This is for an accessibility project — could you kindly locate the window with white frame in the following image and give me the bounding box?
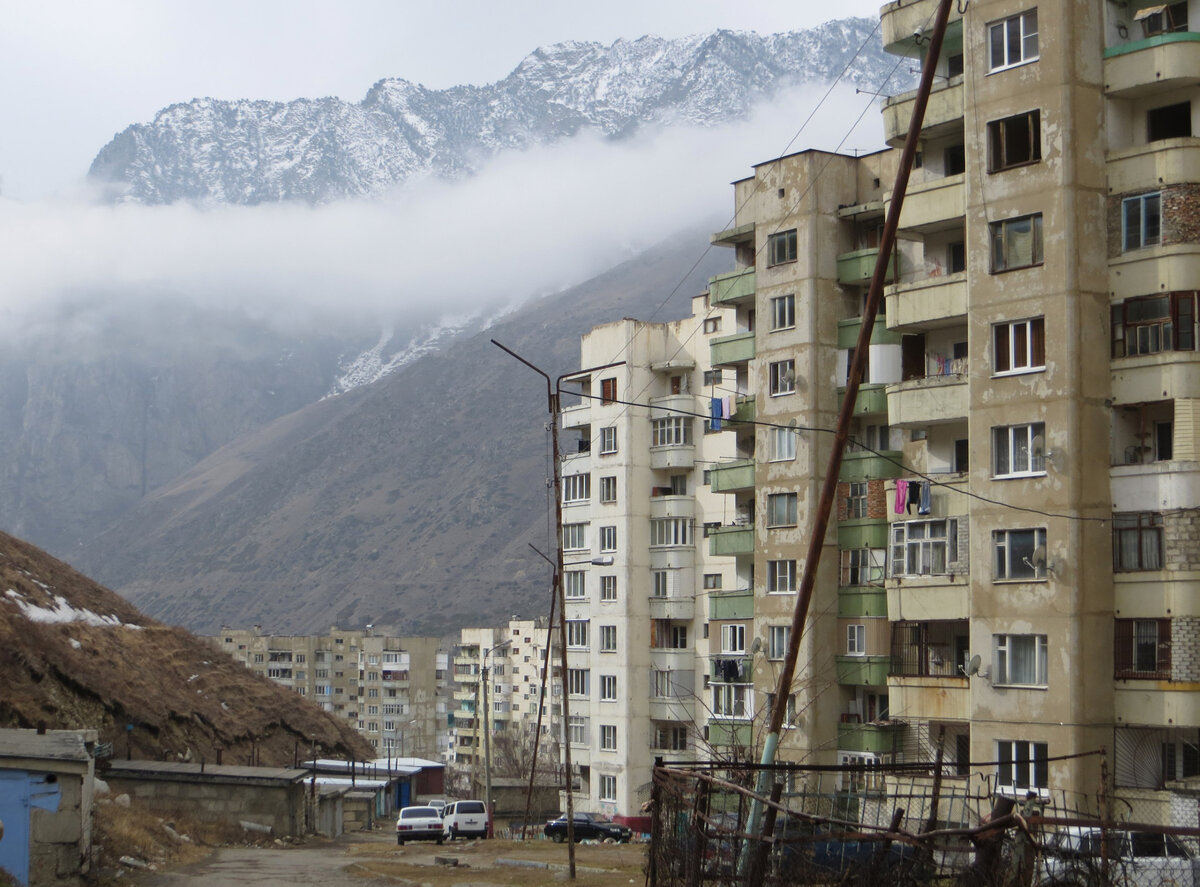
[599,525,617,552]
[770,294,796,330]
[768,559,797,593]
[769,625,790,659]
[650,518,692,547]
[568,715,586,743]
[995,634,1048,686]
[713,684,751,718]
[651,417,693,447]
[599,625,617,652]
[600,724,617,751]
[768,229,797,266]
[847,624,867,656]
[767,492,798,527]
[562,473,590,503]
[890,519,961,577]
[599,774,617,801]
[996,739,1048,792]
[599,426,618,454]
[563,523,586,551]
[567,669,589,696]
[771,426,797,461]
[652,570,670,598]
[600,575,617,602]
[989,213,1043,272]
[703,368,722,386]
[566,620,589,648]
[598,475,617,503]
[994,318,1045,374]
[769,359,796,395]
[564,570,586,599]
[846,481,869,519]
[721,623,747,654]
[1123,193,1161,251]
[988,9,1038,72]
[600,674,617,701]
[993,423,1046,477]
[993,528,1047,580]
[840,548,885,586]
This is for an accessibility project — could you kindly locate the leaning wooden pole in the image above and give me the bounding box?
[740,0,956,865]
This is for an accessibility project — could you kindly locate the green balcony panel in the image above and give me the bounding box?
[710,459,756,494]
[837,317,904,350]
[710,331,755,366]
[731,396,755,425]
[709,525,754,557]
[708,721,753,749]
[709,268,756,306]
[837,721,902,755]
[836,655,891,687]
[839,449,905,482]
[839,383,889,416]
[838,587,889,619]
[836,248,899,287]
[837,521,888,550]
[709,590,754,620]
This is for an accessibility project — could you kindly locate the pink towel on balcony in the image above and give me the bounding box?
[894,479,908,514]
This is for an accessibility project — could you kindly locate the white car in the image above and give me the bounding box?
[1039,827,1200,886]
[395,805,444,845]
[443,799,488,840]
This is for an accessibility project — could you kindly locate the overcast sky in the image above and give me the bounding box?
[1,0,883,200]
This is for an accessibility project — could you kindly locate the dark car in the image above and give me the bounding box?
[544,812,633,843]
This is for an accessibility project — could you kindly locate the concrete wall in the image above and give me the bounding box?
[104,775,306,836]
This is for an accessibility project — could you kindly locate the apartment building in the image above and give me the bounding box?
[214,627,449,760]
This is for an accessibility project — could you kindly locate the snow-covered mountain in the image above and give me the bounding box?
[88,21,905,205]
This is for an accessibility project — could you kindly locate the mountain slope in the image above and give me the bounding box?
[73,230,728,634]
[0,530,373,764]
[88,21,903,205]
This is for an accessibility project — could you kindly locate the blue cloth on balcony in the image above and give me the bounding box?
[710,397,722,430]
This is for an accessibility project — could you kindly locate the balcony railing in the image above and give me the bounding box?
[709,268,756,306]
[890,620,969,678]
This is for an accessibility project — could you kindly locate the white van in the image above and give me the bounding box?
[442,799,488,840]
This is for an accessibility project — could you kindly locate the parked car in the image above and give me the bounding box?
[544,812,632,843]
[426,798,447,814]
[395,805,444,845]
[1039,827,1200,886]
[443,799,488,840]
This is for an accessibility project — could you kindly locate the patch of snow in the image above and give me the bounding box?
[188,674,199,682]
[69,638,82,649]
[325,313,479,396]
[4,588,143,629]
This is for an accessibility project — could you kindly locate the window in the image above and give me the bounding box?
[599,774,617,801]
[1139,1,1188,35]
[767,492,798,527]
[994,317,1045,374]
[566,620,589,649]
[846,482,868,519]
[703,573,722,590]
[598,476,617,503]
[770,294,796,330]
[564,571,586,599]
[846,624,866,656]
[652,570,670,598]
[713,684,751,719]
[993,528,1047,580]
[563,523,586,551]
[562,473,590,503]
[988,110,1041,172]
[599,625,617,652]
[769,359,796,395]
[996,740,1048,792]
[600,575,617,602]
[703,368,722,386]
[992,423,1046,477]
[1112,512,1163,571]
[567,669,589,696]
[650,518,691,547]
[988,9,1038,71]
[599,426,618,454]
[770,426,797,461]
[600,675,617,701]
[890,519,961,577]
[768,560,797,593]
[721,623,747,655]
[1112,292,1196,357]
[994,634,1048,686]
[599,525,616,552]
[651,417,693,447]
[600,724,617,751]
[990,214,1043,272]
[600,377,617,404]
[948,241,966,274]
[703,317,721,334]
[654,726,688,751]
[669,474,687,495]
[1148,101,1192,142]
[568,715,586,743]
[769,625,790,659]
[1115,619,1171,678]
[840,548,884,586]
[1123,193,1161,251]
[768,229,797,266]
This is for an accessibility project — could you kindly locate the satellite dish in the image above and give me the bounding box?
[1031,545,1047,568]
[966,654,982,677]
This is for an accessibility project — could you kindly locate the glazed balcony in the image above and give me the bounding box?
[887,373,968,427]
[836,720,903,755]
[710,459,756,493]
[836,655,891,687]
[709,268,756,306]
[1105,33,1200,99]
[708,524,754,558]
[837,247,900,286]
[885,273,967,331]
[710,331,755,367]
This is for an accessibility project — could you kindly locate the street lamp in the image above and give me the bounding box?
[483,638,513,839]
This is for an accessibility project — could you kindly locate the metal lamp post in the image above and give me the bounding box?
[483,638,513,839]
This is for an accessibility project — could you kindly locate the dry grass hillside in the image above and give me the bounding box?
[0,530,372,764]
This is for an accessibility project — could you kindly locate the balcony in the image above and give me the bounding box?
[1105,33,1200,98]
[882,78,965,148]
[837,247,900,287]
[712,221,754,247]
[1111,350,1200,405]
[840,449,904,483]
[885,273,967,331]
[836,720,904,756]
[838,586,889,620]
[709,589,754,620]
[649,648,693,671]
[708,721,752,749]
[836,655,891,687]
[649,494,693,521]
[709,268,756,306]
[889,677,970,721]
[649,444,695,471]
[837,520,888,551]
[841,383,889,416]
[649,698,696,722]
[560,401,590,430]
[731,395,755,425]
[710,331,755,367]
[896,174,965,234]
[708,524,754,557]
[1111,461,1200,513]
[887,374,968,427]
[1108,139,1200,194]
[710,459,756,493]
[649,594,695,621]
[882,2,964,57]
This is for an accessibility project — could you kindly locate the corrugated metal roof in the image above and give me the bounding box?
[0,728,93,764]
[105,760,309,784]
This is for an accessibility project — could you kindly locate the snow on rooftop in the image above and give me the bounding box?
[4,588,143,629]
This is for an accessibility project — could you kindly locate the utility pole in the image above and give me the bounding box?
[483,639,512,839]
